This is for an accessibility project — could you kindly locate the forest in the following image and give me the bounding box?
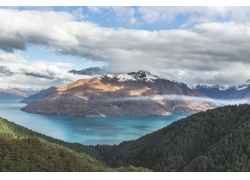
[94,104,250,171]
[2,104,250,171]
[0,116,150,172]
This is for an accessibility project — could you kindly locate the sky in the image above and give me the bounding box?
[1,2,250,89]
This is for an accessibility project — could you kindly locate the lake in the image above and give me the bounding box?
[0,99,188,145]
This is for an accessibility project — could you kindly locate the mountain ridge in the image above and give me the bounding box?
[21,71,218,117]
[189,81,250,100]
[0,88,38,100]
[20,86,57,104]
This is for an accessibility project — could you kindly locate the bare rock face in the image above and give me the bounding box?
[21,71,219,117]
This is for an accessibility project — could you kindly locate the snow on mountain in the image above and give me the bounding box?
[237,79,250,90]
[22,70,219,117]
[189,83,250,91]
[236,85,250,91]
[188,81,250,100]
[105,70,162,82]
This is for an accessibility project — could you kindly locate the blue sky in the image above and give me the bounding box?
[2,6,233,30]
[1,5,250,89]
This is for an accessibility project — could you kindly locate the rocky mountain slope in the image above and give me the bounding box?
[189,80,250,100]
[21,71,218,117]
[20,86,57,104]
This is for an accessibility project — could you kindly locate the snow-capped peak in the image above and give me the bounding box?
[236,79,250,90]
[189,82,250,91]
[104,70,161,82]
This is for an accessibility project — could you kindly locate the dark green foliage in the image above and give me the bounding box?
[94,104,250,172]
[0,137,85,171]
[0,117,151,172]
[0,117,100,159]
[2,104,250,171]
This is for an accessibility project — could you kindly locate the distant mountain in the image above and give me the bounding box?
[0,88,38,100]
[94,104,250,172]
[189,80,250,100]
[20,86,57,104]
[21,71,218,117]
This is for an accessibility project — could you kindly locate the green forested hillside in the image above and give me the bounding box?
[0,117,151,172]
[94,104,250,172]
[2,104,250,172]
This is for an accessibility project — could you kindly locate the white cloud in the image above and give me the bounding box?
[112,6,135,18]
[87,6,110,13]
[0,53,27,63]
[36,61,75,68]
[138,6,250,25]
[111,7,138,26]
[72,7,85,20]
[0,60,89,88]
[1,9,250,86]
[127,17,139,26]
[88,6,102,13]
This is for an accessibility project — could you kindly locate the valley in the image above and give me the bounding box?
[1,103,250,171]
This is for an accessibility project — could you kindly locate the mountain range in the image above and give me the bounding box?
[20,71,218,117]
[1,70,250,171]
[189,80,250,100]
[0,88,38,100]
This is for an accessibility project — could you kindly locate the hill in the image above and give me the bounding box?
[2,104,250,171]
[0,117,150,172]
[21,71,218,117]
[94,104,250,172]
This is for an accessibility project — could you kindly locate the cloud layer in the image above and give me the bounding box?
[68,67,104,76]
[1,8,250,87]
[0,60,89,89]
[0,53,26,63]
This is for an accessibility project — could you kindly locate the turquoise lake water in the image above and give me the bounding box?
[0,100,188,145]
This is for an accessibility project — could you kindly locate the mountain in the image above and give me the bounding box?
[21,71,218,117]
[94,104,250,172]
[20,86,57,104]
[189,80,250,100]
[0,88,38,100]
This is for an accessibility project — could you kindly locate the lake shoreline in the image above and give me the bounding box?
[0,99,188,145]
